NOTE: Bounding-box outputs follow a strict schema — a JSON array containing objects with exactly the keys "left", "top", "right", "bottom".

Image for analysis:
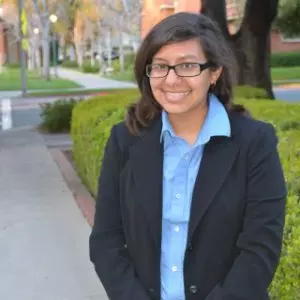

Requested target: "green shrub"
[
  {"left": 233, "top": 85, "right": 269, "bottom": 99},
  {"left": 71, "top": 89, "right": 300, "bottom": 299},
  {"left": 82, "top": 61, "right": 100, "bottom": 73},
  {"left": 108, "top": 67, "right": 135, "bottom": 82},
  {"left": 112, "top": 52, "right": 136, "bottom": 73},
  {"left": 271, "top": 52, "right": 300, "bottom": 68},
  {"left": 71, "top": 89, "right": 139, "bottom": 193},
  {"left": 61, "top": 60, "right": 79, "bottom": 69},
  {"left": 39, "top": 98, "right": 82, "bottom": 133}
]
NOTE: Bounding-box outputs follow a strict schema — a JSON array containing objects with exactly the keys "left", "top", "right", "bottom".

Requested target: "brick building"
[
  {"left": 141, "top": 0, "right": 300, "bottom": 53},
  {"left": 0, "top": 1, "right": 20, "bottom": 65}
]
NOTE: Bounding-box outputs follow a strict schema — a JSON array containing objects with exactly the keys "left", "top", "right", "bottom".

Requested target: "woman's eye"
[
  {"left": 180, "top": 63, "right": 196, "bottom": 69},
  {"left": 151, "top": 64, "right": 167, "bottom": 70}
]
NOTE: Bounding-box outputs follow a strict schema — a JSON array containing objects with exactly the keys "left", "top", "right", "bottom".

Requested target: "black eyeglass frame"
[{"left": 145, "top": 61, "right": 214, "bottom": 78}]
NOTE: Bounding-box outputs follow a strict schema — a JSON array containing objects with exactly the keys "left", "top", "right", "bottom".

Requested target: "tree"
[
  {"left": 275, "top": 0, "right": 300, "bottom": 37},
  {"left": 202, "top": 0, "right": 279, "bottom": 99}
]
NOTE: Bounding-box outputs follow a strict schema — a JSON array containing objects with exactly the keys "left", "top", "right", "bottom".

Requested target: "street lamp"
[
  {"left": 49, "top": 14, "right": 58, "bottom": 77},
  {"left": 18, "top": 0, "right": 27, "bottom": 96},
  {"left": 49, "top": 14, "right": 58, "bottom": 24},
  {"left": 33, "top": 27, "right": 39, "bottom": 35}
]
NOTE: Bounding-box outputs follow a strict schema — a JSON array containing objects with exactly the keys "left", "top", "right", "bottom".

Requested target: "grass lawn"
[
  {"left": 271, "top": 66, "right": 300, "bottom": 82},
  {"left": 26, "top": 88, "right": 124, "bottom": 98},
  {"left": 0, "top": 68, "right": 81, "bottom": 91}
]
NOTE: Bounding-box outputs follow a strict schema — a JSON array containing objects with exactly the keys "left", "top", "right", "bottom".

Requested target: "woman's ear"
[{"left": 210, "top": 66, "right": 223, "bottom": 85}]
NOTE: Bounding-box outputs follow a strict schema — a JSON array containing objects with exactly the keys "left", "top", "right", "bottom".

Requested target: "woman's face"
[{"left": 149, "top": 39, "right": 222, "bottom": 116}]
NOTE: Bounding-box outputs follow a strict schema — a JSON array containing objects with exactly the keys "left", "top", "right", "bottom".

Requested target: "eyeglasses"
[{"left": 145, "top": 61, "right": 213, "bottom": 78}]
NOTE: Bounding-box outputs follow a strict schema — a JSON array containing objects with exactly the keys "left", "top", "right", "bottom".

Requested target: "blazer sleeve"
[
  {"left": 206, "top": 123, "right": 287, "bottom": 300},
  {"left": 89, "top": 125, "right": 152, "bottom": 300}
]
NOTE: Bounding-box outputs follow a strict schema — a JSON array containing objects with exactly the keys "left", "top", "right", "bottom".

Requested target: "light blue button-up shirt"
[{"left": 160, "top": 94, "right": 231, "bottom": 300}]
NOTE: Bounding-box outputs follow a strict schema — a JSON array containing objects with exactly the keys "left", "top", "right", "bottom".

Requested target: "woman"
[{"left": 89, "top": 12, "right": 286, "bottom": 300}]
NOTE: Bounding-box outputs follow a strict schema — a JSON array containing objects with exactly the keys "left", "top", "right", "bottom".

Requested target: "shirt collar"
[{"left": 160, "top": 93, "right": 231, "bottom": 145}]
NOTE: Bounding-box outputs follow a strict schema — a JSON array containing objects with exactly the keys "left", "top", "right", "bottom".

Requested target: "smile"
[{"left": 164, "top": 91, "right": 190, "bottom": 102}]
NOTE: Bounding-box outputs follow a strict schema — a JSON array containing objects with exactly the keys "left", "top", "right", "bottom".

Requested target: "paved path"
[
  {"left": 56, "top": 67, "right": 137, "bottom": 89},
  {"left": 0, "top": 128, "right": 108, "bottom": 300}
]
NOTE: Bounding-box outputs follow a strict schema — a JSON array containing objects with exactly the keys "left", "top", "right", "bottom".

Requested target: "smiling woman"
[{"left": 89, "top": 12, "right": 287, "bottom": 300}]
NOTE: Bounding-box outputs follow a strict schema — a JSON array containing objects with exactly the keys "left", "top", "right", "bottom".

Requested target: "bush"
[
  {"left": 112, "top": 52, "right": 136, "bottom": 72},
  {"left": 71, "top": 89, "right": 300, "bottom": 299},
  {"left": 71, "top": 89, "right": 139, "bottom": 193},
  {"left": 271, "top": 52, "right": 300, "bottom": 68},
  {"left": 39, "top": 98, "right": 82, "bottom": 133},
  {"left": 82, "top": 61, "right": 100, "bottom": 73},
  {"left": 233, "top": 85, "right": 269, "bottom": 99},
  {"left": 61, "top": 60, "right": 79, "bottom": 69}
]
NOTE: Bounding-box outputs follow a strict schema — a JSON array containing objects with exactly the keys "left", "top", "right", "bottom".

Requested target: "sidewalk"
[
  {"left": 55, "top": 67, "right": 137, "bottom": 89},
  {"left": 0, "top": 128, "right": 108, "bottom": 300}
]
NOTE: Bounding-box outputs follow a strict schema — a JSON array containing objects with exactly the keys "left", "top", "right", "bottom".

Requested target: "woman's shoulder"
[
  {"left": 229, "top": 111, "right": 277, "bottom": 146},
  {"left": 112, "top": 120, "right": 139, "bottom": 151}
]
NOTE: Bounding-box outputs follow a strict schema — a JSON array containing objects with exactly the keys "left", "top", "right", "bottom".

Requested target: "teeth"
[{"left": 165, "top": 92, "right": 189, "bottom": 101}]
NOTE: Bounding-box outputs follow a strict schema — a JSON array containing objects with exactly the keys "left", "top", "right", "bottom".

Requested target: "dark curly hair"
[{"left": 126, "top": 12, "right": 247, "bottom": 135}]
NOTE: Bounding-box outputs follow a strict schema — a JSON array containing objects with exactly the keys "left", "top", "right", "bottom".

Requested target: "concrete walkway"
[
  {"left": 56, "top": 67, "right": 137, "bottom": 90},
  {"left": 0, "top": 128, "right": 108, "bottom": 300}
]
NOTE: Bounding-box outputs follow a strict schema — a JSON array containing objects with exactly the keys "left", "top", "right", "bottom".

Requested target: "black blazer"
[{"left": 89, "top": 111, "right": 287, "bottom": 300}]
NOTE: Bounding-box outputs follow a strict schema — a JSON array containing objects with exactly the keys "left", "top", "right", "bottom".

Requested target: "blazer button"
[
  {"left": 189, "top": 285, "right": 198, "bottom": 294},
  {"left": 187, "top": 242, "right": 193, "bottom": 251}
]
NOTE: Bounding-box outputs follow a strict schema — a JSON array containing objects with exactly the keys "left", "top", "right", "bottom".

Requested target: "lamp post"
[
  {"left": 18, "top": 0, "right": 27, "bottom": 96},
  {"left": 49, "top": 14, "right": 57, "bottom": 77}
]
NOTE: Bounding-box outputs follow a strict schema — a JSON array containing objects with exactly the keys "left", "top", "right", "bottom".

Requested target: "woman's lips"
[{"left": 164, "top": 91, "right": 190, "bottom": 102}]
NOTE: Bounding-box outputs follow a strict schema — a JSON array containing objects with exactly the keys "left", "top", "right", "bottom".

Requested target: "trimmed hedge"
[
  {"left": 71, "top": 89, "right": 300, "bottom": 299},
  {"left": 271, "top": 51, "right": 300, "bottom": 68}
]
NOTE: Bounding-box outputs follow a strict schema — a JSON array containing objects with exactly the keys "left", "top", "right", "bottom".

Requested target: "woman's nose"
[{"left": 164, "top": 68, "right": 181, "bottom": 85}]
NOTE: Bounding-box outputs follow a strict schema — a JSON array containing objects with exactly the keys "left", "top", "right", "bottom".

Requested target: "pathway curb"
[{"left": 50, "top": 149, "right": 95, "bottom": 227}]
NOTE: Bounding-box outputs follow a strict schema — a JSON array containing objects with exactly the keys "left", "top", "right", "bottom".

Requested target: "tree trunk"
[
  {"left": 119, "top": 16, "right": 125, "bottom": 73},
  {"left": 42, "top": 22, "right": 51, "bottom": 81},
  {"left": 28, "top": 42, "right": 34, "bottom": 71},
  {"left": 201, "top": 0, "right": 278, "bottom": 99},
  {"left": 42, "top": 37, "right": 51, "bottom": 80}
]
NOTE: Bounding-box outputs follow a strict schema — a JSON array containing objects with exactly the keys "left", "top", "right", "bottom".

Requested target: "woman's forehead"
[{"left": 153, "top": 40, "right": 206, "bottom": 61}]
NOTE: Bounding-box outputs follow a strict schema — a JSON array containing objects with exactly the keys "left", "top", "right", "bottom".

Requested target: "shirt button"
[
  {"left": 175, "top": 193, "right": 181, "bottom": 199},
  {"left": 174, "top": 226, "right": 180, "bottom": 232},
  {"left": 171, "top": 266, "right": 178, "bottom": 272},
  {"left": 189, "top": 285, "right": 198, "bottom": 294},
  {"left": 184, "top": 155, "right": 189, "bottom": 160}
]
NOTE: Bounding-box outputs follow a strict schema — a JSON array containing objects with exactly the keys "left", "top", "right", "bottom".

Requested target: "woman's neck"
[{"left": 168, "top": 103, "right": 208, "bottom": 145}]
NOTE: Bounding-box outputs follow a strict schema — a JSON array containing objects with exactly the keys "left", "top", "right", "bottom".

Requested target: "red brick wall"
[
  {"left": 271, "top": 30, "right": 300, "bottom": 53},
  {"left": 141, "top": 0, "right": 201, "bottom": 38}
]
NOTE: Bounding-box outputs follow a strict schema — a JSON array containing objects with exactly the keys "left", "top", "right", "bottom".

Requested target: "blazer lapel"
[
  {"left": 188, "top": 136, "right": 239, "bottom": 241},
  {"left": 129, "top": 118, "right": 163, "bottom": 250}
]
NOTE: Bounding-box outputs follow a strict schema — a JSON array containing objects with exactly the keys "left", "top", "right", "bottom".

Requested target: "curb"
[{"left": 50, "top": 149, "right": 95, "bottom": 227}]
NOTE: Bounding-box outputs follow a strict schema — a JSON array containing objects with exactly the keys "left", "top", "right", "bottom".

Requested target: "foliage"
[
  {"left": 61, "top": 60, "right": 79, "bottom": 69},
  {"left": 71, "top": 88, "right": 300, "bottom": 299},
  {"left": 275, "top": 0, "right": 300, "bottom": 36},
  {"left": 271, "top": 52, "right": 300, "bottom": 68},
  {"left": 81, "top": 61, "right": 100, "bottom": 73},
  {"left": 233, "top": 85, "right": 269, "bottom": 99},
  {"left": 271, "top": 67, "right": 300, "bottom": 81},
  {"left": 39, "top": 98, "right": 82, "bottom": 133},
  {"left": 111, "top": 53, "right": 136, "bottom": 73}
]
